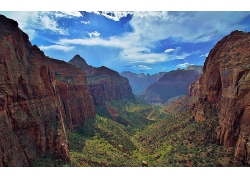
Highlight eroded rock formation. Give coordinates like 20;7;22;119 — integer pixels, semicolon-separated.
0;15;95;166
192;30;250;165
70;55;134;106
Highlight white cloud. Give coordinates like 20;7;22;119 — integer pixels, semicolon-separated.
5;11;247;67
130;65;152;70
39;45;74;51
40;15;69;35
81;21;90;24
0;11;76;39
89;31;101;37
164;48;175;53
58;36;193;64
138;65;152;70
81;11;250;66
89;11;130;21
0;11;39;40
199;52;209;57
54;11;82;18
195;50;201;54
61;11;82;17
176;62;194;69
58;37;119;47
95;11;250;43
164;47;183;55
90;11;177;22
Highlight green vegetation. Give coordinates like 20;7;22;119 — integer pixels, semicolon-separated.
32;97;236;167
31;151;70;167
69;134;138;167
95;97;153;133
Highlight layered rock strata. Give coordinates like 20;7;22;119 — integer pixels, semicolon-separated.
192;30;250;165
0;15;95;166
70;55;133;106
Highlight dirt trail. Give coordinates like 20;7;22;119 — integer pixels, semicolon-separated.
147;108;156;121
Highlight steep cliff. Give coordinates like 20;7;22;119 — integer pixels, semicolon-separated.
139;66;203;104
69;55;134;106
120;71;166;94
0;15;95;166
192;30;250;165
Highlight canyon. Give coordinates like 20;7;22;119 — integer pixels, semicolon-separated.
0;14;250;167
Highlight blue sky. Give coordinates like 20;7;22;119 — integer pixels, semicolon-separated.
1;11;250;74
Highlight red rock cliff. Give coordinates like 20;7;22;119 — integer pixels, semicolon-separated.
0;15;95;166
193;30;250;165
69;55;133;106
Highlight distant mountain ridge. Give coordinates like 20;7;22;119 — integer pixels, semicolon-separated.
120;71;166;94
139;65;203;104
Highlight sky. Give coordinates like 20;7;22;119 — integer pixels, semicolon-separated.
1;4;250;74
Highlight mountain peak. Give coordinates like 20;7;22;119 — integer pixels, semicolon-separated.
73;54;82;58
69;54;88;69
71;54;86;62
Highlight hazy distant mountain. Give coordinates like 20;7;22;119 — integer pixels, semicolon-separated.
138;65;203;103
120;71;166;94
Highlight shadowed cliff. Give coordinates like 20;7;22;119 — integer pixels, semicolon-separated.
0;14;95;166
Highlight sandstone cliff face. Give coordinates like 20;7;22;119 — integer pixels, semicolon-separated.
192;30;250;165
120;71;166;95
0;15;95;166
69;55;133;106
139;66;202;104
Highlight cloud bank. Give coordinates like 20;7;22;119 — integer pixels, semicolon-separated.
1;11;250;73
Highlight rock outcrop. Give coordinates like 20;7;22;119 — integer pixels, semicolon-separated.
69;55;134;106
0;15;95;166
120;71;166;94
139;66;203;104
192;30;250;165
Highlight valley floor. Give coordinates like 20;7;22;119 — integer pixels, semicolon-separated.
32;97;238;167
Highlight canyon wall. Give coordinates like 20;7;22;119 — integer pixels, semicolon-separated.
0;15;95;166
192;30;250;165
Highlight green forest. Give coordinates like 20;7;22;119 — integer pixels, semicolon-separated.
31;96;236;167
